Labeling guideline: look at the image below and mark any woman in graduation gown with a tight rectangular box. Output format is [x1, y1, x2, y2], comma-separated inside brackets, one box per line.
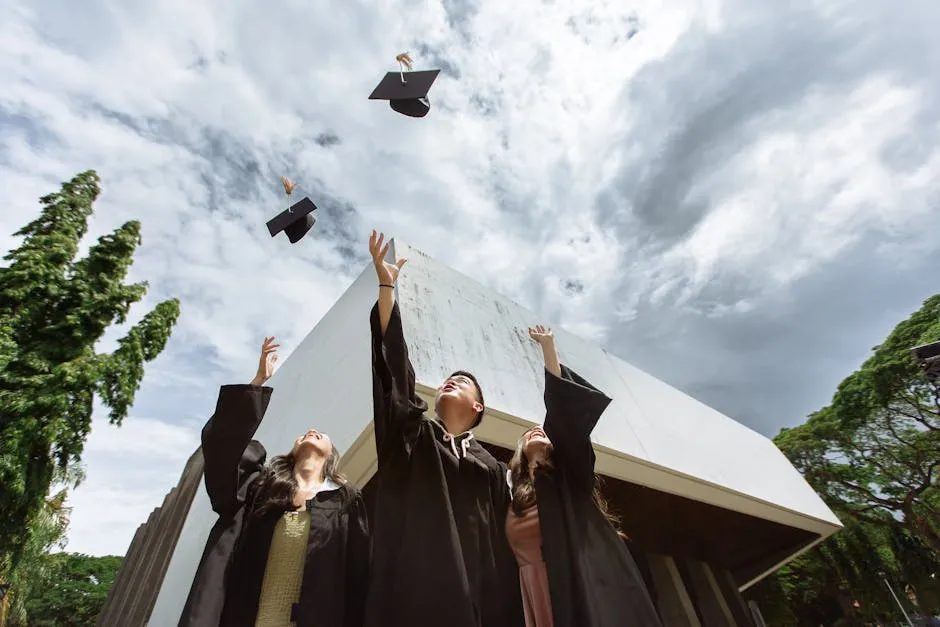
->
[505, 325, 662, 627]
[178, 337, 371, 627]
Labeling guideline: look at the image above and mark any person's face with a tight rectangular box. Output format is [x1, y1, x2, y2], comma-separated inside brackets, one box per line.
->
[434, 374, 482, 417]
[522, 425, 552, 459]
[292, 429, 332, 458]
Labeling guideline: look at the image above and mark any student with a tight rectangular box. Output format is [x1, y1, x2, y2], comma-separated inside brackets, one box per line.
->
[363, 231, 524, 627]
[505, 325, 662, 627]
[179, 337, 371, 627]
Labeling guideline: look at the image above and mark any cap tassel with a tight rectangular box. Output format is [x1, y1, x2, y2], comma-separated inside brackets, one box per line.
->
[396, 52, 413, 84]
[281, 176, 296, 211]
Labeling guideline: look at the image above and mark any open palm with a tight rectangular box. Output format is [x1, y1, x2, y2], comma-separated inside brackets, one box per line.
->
[369, 230, 407, 285]
[254, 336, 280, 383]
[528, 325, 554, 346]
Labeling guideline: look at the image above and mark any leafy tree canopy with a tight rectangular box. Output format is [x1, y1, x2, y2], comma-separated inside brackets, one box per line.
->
[0, 170, 180, 575]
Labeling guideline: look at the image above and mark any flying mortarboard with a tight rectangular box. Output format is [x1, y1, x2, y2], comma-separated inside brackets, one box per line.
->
[266, 176, 317, 244]
[369, 52, 441, 118]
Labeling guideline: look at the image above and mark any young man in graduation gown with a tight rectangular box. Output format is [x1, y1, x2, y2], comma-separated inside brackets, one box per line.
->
[363, 231, 524, 627]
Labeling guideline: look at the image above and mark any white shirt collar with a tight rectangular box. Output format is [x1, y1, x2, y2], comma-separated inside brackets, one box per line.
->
[318, 477, 341, 493]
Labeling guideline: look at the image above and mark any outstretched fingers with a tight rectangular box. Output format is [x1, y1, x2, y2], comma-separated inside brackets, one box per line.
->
[370, 230, 408, 286]
[527, 325, 553, 341]
[370, 230, 386, 261]
[261, 336, 280, 353]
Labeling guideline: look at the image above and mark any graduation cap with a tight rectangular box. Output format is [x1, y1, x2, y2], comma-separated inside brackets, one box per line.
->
[369, 52, 441, 118]
[266, 176, 317, 244]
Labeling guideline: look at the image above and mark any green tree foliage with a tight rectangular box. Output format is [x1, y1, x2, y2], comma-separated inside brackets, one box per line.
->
[776, 295, 940, 552]
[0, 466, 75, 625]
[16, 553, 122, 627]
[0, 170, 180, 574]
[748, 295, 940, 625]
[889, 525, 940, 614]
[747, 517, 940, 625]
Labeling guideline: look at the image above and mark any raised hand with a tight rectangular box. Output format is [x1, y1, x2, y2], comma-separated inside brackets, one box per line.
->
[529, 325, 560, 376]
[369, 230, 408, 286]
[251, 336, 280, 385]
[528, 325, 554, 347]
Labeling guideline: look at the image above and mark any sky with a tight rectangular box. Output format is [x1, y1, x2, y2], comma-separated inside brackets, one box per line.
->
[1, 0, 938, 557]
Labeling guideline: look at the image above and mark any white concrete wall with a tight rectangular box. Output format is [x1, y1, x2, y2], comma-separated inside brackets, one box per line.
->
[394, 240, 839, 529]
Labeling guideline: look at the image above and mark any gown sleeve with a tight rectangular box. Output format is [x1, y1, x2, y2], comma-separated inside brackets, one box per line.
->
[344, 492, 373, 627]
[201, 384, 272, 520]
[542, 365, 612, 489]
[371, 301, 429, 463]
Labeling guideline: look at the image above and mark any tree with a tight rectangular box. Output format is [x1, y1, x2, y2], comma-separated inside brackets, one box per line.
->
[18, 553, 122, 627]
[751, 295, 940, 625]
[0, 479, 73, 626]
[776, 295, 940, 551]
[0, 170, 180, 574]
[746, 517, 939, 625]
[888, 525, 940, 614]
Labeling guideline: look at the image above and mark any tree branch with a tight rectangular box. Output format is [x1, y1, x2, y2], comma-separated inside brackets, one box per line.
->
[896, 391, 940, 431]
[880, 411, 919, 450]
[841, 431, 918, 490]
[833, 478, 902, 510]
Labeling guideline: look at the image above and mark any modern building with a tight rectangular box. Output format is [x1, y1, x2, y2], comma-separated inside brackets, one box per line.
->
[113, 240, 841, 626]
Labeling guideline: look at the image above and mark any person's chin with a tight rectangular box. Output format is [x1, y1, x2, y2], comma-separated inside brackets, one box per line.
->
[436, 393, 459, 407]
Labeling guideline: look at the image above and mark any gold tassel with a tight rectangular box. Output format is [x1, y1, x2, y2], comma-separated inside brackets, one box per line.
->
[395, 52, 414, 71]
[281, 176, 296, 196]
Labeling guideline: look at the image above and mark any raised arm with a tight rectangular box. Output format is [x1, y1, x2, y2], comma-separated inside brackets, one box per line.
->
[530, 325, 561, 378]
[528, 326, 612, 488]
[201, 337, 279, 520]
[371, 230, 407, 337]
[369, 230, 428, 461]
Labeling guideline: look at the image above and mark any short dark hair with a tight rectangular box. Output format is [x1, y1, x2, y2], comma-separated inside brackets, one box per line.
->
[450, 370, 485, 428]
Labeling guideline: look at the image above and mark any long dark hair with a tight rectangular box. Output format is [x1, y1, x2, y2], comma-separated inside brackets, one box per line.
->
[508, 434, 628, 540]
[250, 443, 352, 518]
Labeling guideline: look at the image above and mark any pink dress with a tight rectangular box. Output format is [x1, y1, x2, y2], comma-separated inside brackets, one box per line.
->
[505, 505, 554, 627]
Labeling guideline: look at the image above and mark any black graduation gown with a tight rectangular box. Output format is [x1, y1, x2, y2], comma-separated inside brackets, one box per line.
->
[363, 302, 524, 627]
[535, 366, 662, 627]
[178, 384, 371, 627]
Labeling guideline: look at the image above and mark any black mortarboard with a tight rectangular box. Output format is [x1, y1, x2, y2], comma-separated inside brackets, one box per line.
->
[266, 196, 317, 244]
[369, 69, 442, 118]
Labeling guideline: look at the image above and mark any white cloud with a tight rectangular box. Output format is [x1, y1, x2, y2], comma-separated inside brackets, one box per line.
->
[2, 0, 939, 554]
[623, 75, 938, 308]
[63, 415, 200, 556]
